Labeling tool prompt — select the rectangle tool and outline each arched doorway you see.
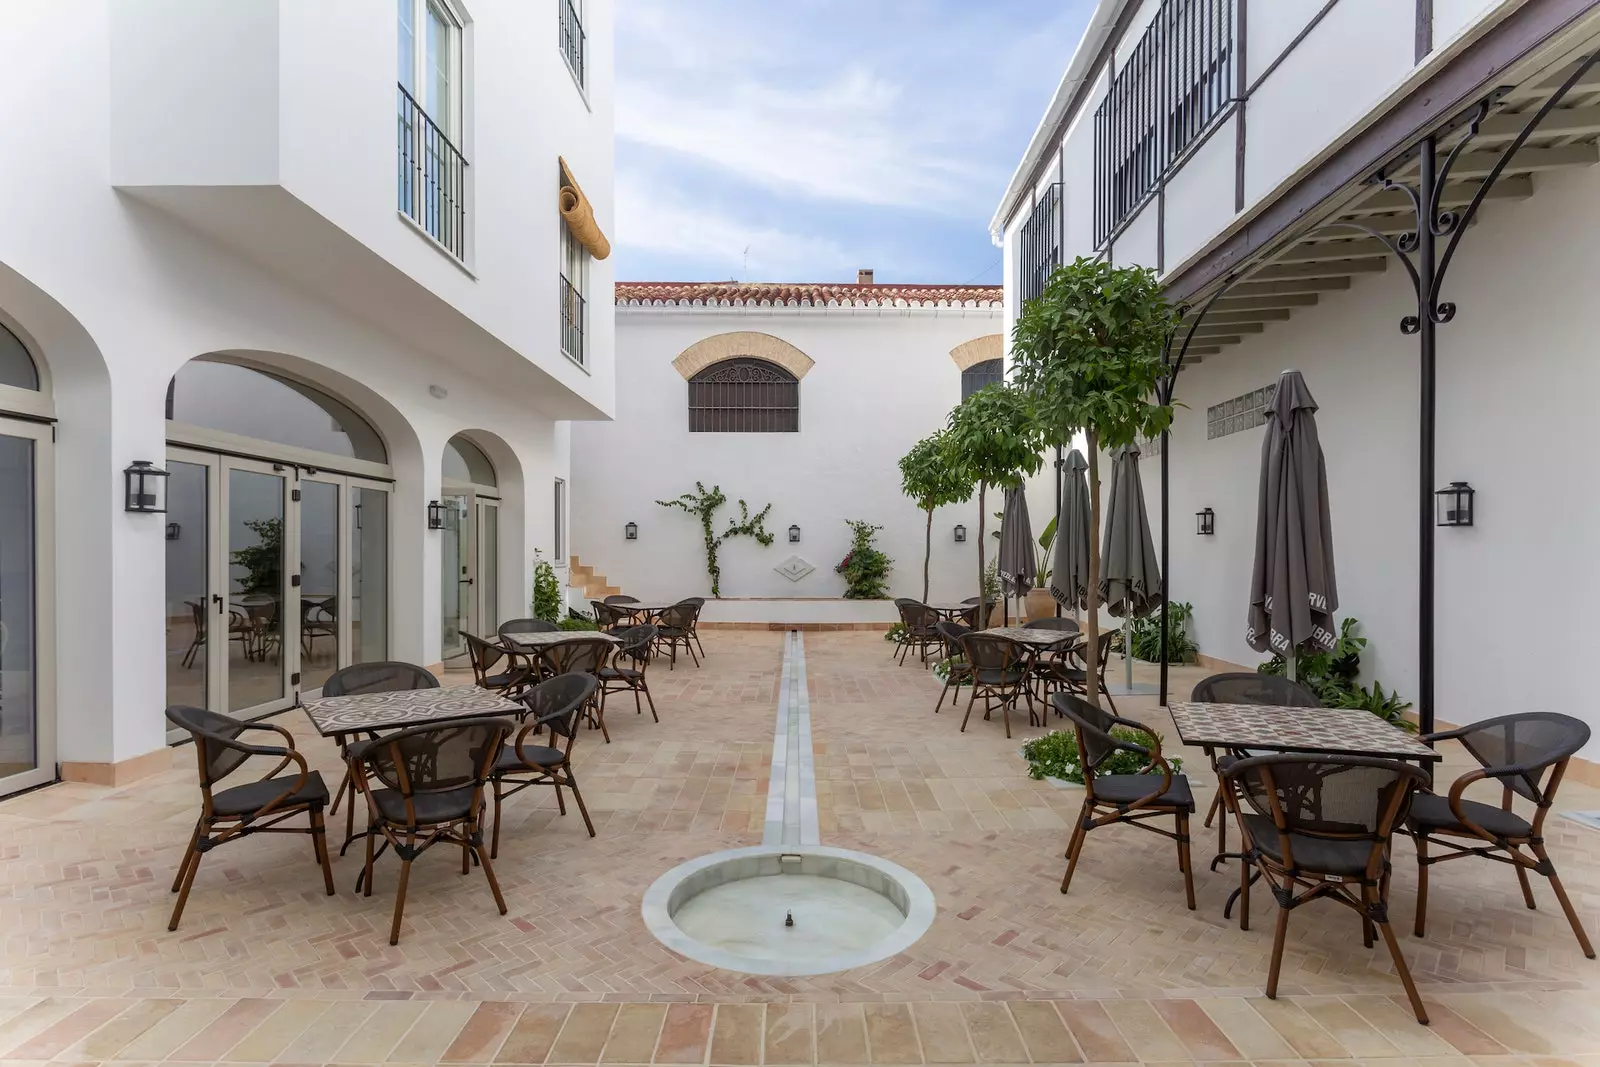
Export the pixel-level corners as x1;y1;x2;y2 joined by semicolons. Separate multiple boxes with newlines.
165;358;393;719
440;434;499;661
0;317;54;797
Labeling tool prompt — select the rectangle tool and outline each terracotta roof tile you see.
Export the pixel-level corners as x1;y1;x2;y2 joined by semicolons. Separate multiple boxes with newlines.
615;281;1003;308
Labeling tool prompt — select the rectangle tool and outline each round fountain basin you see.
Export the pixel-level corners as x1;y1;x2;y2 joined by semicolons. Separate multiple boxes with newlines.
642;846;936;977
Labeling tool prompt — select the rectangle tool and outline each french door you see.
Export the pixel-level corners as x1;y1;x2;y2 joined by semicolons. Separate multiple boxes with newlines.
165;448;389;723
0;417;53;797
439;489;499;662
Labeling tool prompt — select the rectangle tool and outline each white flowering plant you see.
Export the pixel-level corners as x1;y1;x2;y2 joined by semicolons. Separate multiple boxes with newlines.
1021;727;1181;785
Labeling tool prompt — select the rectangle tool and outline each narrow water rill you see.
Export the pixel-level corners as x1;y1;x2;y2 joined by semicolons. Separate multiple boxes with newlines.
641;632;935;977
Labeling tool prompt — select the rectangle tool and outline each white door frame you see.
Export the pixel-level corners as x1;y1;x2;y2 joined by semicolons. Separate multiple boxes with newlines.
0;416;54;797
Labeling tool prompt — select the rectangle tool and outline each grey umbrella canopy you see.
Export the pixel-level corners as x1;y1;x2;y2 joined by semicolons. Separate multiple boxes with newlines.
996;484;1036;600
1050;449;1091;612
1101;443;1163;692
1247;370;1339;666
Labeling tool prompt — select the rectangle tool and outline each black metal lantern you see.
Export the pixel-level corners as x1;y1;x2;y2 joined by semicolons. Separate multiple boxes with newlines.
788;524;801;543
165;522;180;541
624;521;638;541
1435;481;1474;527
123;460;169;513
953;524;966;543
1196;507;1215;536
427;499;446;530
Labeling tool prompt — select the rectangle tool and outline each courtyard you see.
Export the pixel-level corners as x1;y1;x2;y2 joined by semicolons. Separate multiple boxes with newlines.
1;629;1596;1066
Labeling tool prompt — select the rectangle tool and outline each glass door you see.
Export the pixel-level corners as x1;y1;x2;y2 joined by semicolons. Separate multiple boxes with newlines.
440;492;471;662
296;476;341;693
0;418;53;797
224;460;292;717
476;498;499;636
351;484;389;668
165;451;217;737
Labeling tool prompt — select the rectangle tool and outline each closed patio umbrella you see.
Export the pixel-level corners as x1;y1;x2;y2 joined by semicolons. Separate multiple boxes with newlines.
1050;449;1091;615
1101;442;1162;692
1247;369;1338;680
996;484;1036;621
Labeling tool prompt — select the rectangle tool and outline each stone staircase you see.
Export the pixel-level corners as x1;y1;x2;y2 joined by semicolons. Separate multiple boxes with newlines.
567;555;620;600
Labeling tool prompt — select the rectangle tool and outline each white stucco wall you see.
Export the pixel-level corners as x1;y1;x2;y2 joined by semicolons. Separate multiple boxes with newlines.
572;307;1007;607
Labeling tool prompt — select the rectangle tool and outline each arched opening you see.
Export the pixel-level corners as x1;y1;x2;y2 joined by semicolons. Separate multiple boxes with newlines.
164;356;397;719
0;320;40;392
687;357;800;432
961;358;1004;400
440;432;505;661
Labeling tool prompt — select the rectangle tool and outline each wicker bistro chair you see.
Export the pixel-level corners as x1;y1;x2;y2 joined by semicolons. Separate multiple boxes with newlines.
957;631;1035;738
598;624;659;723
654;601;700;670
538;635;614;741
1191;672;1323;856
322;661;439;697
1033;629;1117;713
1054;692;1197;910
682;597;708;658
499;618;558;641
590;600;633;631
602;594;640;605
890;598;916;660
350;717;513;945
464;633;534;698
932;620;973;713
895;600;941;667
164;705;335;931
301;596;337;660
1224;754;1432;1023
1408;712;1594;957
490;674;600;851
1020;617;1081;705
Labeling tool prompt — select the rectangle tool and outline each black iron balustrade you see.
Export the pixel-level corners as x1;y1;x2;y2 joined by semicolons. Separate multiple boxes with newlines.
560;274;586;365
397;83;469;260
560;0;586;87
1018;184;1062;304
1094;0;1235;248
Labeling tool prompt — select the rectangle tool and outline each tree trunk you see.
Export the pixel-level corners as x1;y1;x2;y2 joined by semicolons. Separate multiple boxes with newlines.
922;507;933;603
1083;430;1102;709
976;482;988;624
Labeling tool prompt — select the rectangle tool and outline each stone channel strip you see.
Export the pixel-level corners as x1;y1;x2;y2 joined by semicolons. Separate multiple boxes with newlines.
763;630;820;847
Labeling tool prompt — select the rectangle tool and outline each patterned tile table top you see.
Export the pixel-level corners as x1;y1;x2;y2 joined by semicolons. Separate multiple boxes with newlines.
501;629;622;650
302;684;523;736
1168;701;1440;761
982;626;1082;649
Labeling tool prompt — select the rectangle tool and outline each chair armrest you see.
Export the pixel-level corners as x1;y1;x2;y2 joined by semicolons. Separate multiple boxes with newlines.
1444;767;1503;843
251;748;311;819
1420;723;1478;744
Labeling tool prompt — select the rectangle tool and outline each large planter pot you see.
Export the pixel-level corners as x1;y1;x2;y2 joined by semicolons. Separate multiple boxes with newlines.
1024;587;1057;622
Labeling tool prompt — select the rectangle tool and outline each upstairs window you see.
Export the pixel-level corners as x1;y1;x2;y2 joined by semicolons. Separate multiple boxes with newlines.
688;359;800;433
1018;184;1061;305
560;0;586;89
961;358;1004;401
560;218;587;365
398;0;469;259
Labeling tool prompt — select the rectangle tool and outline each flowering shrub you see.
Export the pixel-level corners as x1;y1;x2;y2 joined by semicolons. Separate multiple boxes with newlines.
883;622;906;643
1021;727;1182;785
835;520;892;599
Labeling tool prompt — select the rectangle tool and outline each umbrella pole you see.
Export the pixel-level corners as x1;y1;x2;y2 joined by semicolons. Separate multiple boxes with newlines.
1286;652;1297;684
1124;614;1133;691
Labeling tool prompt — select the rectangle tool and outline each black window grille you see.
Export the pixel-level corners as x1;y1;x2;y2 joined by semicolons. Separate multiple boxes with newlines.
397;83;469;260
560;274;585;365
961;359;1005;401
688;358;799;433
560;0;585;87
1093;0;1235;248
1019;184;1062;305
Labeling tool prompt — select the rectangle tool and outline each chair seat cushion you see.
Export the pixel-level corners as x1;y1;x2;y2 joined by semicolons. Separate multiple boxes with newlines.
974;668;1028;686
370;785;478;826
1092;773;1194;811
1407;793;1532;839
1242;813;1377;878
492;744;565;773
211;771;329;816
598;666;642;681
481;672;523;690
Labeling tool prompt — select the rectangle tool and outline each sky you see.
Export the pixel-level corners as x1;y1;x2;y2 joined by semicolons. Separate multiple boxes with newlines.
612;0;1094;287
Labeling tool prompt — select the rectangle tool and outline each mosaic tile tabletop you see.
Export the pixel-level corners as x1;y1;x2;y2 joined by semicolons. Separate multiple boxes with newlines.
1168;701;1440;761
301;684;523;736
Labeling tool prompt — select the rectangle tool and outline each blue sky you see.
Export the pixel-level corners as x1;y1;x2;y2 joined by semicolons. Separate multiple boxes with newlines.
613;1;1093;286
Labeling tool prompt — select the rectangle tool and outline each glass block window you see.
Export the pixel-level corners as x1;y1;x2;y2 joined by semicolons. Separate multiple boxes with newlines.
1206;383;1275;440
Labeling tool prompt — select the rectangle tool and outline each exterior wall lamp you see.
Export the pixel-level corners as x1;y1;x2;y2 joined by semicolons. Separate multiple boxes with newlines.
166;522;180;541
1435;482;1475;526
1196;508;1215;536
124;460;169;513
625;521;638;540
427;500;446;529
788;524;801;543
953;524;967;543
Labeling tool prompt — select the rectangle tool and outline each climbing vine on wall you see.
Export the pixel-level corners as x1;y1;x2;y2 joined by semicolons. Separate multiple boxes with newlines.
656;481;775;598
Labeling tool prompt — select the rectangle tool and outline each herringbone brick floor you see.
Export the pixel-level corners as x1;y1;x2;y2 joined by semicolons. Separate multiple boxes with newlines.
1;630;1597;1065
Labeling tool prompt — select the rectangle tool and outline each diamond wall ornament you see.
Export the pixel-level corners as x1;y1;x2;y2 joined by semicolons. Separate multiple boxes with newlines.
774;555;815;582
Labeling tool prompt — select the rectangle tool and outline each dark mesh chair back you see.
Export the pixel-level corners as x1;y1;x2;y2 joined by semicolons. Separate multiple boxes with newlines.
934;620;971;659
1192;671;1320;707
167;704;258;787
1445;712;1590;803
1024;617;1080;633
542;635;612;676
1231;754;1426;848
897;600;937;632
603;595;640;605
591;601;631;629
520;674;598;744
959;631;1021;674
612;624;657;664
321;661;439;697
361;718;512;827
464;633;509;680
1056;692;1131;776
657;602;695;632
499;618;557;638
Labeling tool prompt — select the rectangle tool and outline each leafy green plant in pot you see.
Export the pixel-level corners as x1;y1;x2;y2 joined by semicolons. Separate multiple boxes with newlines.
1010;257;1177;707
898;430;974;602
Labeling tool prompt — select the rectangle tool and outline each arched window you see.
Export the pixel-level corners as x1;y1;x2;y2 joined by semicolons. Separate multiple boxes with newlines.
167;360;387;462
443;435;497;487
961;358;1004;400
0;320;39;391
688;358;799;432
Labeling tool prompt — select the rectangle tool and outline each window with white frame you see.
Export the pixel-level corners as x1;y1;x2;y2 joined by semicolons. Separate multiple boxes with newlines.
559;0;586;89
398;0;469;258
560;219;587;365
553;478;567;559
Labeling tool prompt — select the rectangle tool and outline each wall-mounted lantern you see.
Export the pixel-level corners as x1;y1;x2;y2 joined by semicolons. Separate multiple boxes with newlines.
624;521;638;540
1435;481;1475;527
124;461;169;513
165;522;181;541
953;524;967;543
1196;507;1215;536
788;524;801;543
427;500;446;529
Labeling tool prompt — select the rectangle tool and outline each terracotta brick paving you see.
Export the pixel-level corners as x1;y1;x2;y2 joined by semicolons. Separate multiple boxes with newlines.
1;629;1597;1064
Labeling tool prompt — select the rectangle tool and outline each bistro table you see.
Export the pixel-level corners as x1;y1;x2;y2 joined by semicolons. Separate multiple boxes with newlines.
925;602;978;619
304;684;525;855
612;602;672;619
984;625;1082;650
501;629;623;651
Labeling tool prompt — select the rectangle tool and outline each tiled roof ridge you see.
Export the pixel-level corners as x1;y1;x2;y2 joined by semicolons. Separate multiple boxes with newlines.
615;280;1003;308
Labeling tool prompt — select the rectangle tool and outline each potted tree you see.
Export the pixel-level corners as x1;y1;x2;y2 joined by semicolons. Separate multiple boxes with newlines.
1010;257;1175;706
898;430;974;603
942;384;1043;628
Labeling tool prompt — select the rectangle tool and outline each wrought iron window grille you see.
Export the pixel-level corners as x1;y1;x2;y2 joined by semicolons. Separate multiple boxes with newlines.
687;358;800;433
397;83;469;260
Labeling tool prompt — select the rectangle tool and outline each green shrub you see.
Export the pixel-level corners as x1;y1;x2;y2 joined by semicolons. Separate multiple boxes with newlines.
559;610;600;632
835;520;893;599
884;622;907;644
532;551;562;623
1128;602;1198;663
1259;616;1414;731
1021;727;1182;784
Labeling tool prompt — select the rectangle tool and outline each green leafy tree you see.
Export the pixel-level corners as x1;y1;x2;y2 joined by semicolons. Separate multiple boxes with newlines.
835;520;893;599
1010;257;1176;706
941;384;1043;625
231;518;283;595
897;430;974;601
656;481;775;597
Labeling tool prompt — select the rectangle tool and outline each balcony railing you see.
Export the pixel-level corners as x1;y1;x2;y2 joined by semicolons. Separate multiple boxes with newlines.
397;83;469;260
561;274;585;365
1019;183;1062;305
1093;0;1235;248
560;0;586;88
